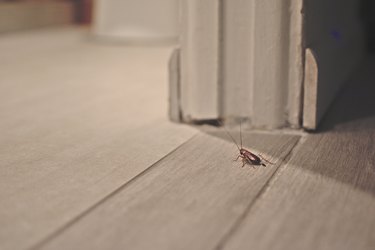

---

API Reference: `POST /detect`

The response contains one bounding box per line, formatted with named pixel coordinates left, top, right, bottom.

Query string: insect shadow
left=218, top=121, right=275, bottom=168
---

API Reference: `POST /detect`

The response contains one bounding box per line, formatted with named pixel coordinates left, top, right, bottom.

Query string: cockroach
left=220, top=121, right=275, bottom=168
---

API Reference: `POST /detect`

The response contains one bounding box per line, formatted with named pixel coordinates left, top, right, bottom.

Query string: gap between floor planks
left=0, top=27, right=198, bottom=250
left=34, top=59, right=375, bottom=250
left=220, top=59, right=375, bottom=250
left=34, top=131, right=301, bottom=250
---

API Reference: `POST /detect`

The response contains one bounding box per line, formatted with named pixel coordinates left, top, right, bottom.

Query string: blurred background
left=0, top=0, right=179, bottom=43
left=1, top=0, right=375, bottom=48
left=1, top=2, right=375, bottom=250
left=0, top=0, right=93, bottom=31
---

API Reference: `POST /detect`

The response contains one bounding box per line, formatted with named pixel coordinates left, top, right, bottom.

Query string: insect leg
left=241, top=158, right=246, bottom=167
left=242, top=157, right=256, bottom=169
left=234, top=154, right=244, bottom=161
left=258, top=154, right=275, bottom=165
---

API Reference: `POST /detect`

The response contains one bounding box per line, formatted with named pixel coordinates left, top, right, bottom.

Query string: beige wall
left=304, top=0, right=365, bottom=128
left=0, top=1, right=75, bottom=33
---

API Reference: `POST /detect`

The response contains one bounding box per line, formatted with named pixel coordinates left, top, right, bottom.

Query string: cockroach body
left=220, top=121, right=275, bottom=168
left=235, top=148, right=275, bottom=168
left=238, top=149, right=266, bottom=167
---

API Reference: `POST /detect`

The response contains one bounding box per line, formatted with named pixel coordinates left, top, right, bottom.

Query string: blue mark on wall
left=330, top=29, right=342, bottom=42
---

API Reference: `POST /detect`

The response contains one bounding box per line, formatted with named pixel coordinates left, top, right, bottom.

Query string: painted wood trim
left=168, top=48, right=181, bottom=122
left=251, top=0, right=290, bottom=129
left=220, top=0, right=255, bottom=121
left=303, top=48, right=318, bottom=129
left=174, top=0, right=365, bottom=130
left=303, top=0, right=365, bottom=130
left=174, top=0, right=305, bottom=129
left=180, top=0, right=219, bottom=121
left=287, top=0, right=304, bottom=128
left=220, top=0, right=303, bottom=129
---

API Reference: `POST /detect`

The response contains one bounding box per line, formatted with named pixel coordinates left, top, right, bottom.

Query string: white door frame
left=169, top=0, right=364, bottom=130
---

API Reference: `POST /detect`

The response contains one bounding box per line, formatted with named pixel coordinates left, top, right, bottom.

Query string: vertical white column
left=175, top=0, right=305, bottom=129
left=180, top=0, right=220, bottom=121
left=287, top=0, right=304, bottom=128
left=251, top=0, right=290, bottom=129
left=220, top=0, right=255, bottom=122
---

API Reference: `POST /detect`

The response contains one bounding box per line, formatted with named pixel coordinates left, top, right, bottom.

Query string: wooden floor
left=0, top=27, right=374, bottom=250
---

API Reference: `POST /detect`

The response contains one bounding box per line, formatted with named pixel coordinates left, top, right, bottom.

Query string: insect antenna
left=240, top=120, right=243, bottom=149
left=217, top=120, right=241, bottom=152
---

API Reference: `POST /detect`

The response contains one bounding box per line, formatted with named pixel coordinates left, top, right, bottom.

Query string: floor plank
left=0, top=27, right=197, bottom=250
left=37, top=131, right=300, bottom=250
left=221, top=60, right=375, bottom=250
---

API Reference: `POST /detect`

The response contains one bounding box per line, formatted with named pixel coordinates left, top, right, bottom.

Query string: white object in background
left=93, top=0, right=179, bottom=43
left=174, top=0, right=293, bottom=128
left=171, top=0, right=364, bottom=130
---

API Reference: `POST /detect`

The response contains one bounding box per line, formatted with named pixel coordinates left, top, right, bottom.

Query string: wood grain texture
left=37, top=131, right=300, bottom=250
left=221, top=60, right=375, bottom=250
left=0, top=28, right=197, bottom=250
